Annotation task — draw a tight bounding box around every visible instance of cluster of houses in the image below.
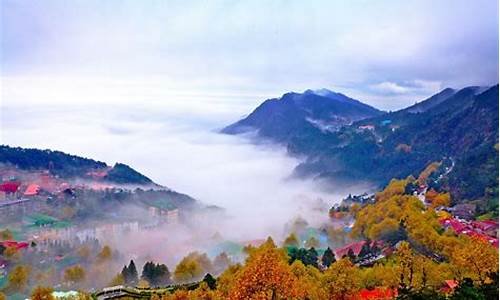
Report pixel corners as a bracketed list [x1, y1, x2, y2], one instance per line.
[439, 217, 498, 247]
[148, 206, 180, 225]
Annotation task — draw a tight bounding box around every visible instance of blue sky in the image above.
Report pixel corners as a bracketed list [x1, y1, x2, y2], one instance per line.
[1, 0, 498, 110]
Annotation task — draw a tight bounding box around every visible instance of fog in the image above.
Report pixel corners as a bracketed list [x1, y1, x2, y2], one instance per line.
[1, 83, 373, 265]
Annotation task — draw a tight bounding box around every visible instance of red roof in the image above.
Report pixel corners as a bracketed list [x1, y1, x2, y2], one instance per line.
[471, 220, 498, 232]
[335, 240, 383, 258]
[352, 288, 397, 299]
[440, 218, 499, 248]
[1, 240, 29, 250]
[24, 184, 40, 196]
[0, 181, 21, 193]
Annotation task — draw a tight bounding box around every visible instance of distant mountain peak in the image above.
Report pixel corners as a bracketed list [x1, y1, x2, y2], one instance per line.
[222, 88, 383, 140]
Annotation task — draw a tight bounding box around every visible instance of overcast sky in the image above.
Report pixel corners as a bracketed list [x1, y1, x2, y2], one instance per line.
[1, 0, 499, 110]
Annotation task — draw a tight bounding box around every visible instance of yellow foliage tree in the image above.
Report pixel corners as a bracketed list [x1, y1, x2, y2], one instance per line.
[425, 190, 451, 208]
[97, 245, 112, 262]
[64, 265, 86, 285]
[375, 178, 410, 202]
[283, 232, 300, 248]
[7, 264, 30, 292]
[174, 256, 204, 283]
[451, 236, 499, 285]
[31, 286, 55, 300]
[418, 162, 441, 185]
[322, 258, 361, 300]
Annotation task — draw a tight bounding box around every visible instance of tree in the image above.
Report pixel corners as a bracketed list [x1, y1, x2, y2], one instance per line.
[7, 265, 30, 292]
[305, 236, 320, 249]
[109, 273, 125, 286]
[321, 247, 336, 268]
[31, 286, 55, 300]
[142, 261, 171, 287]
[213, 252, 231, 275]
[0, 229, 13, 241]
[174, 256, 203, 283]
[451, 236, 499, 285]
[97, 245, 112, 262]
[283, 233, 300, 248]
[229, 239, 300, 299]
[122, 260, 139, 285]
[64, 265, 86, 286]
[322, 258, 361, 300]
[346, 248, 356, 262]
[358, 240, 371, 259]
[305, 247, 319, 268]
[203, 273, 217, 290]
[0, 292, 6, 300]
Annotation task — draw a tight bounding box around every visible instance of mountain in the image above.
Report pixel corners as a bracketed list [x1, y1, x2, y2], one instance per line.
[224, 85, 499, 204]
[222, 89, 383, 143]
[402, 87, 456, 113]
[0, 145, 154, 185]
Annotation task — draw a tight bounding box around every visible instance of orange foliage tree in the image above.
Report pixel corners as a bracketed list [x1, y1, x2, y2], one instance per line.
[228, 238, 300, 300]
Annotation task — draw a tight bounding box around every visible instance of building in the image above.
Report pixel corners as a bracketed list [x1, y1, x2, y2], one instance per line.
[24, 183, 40, 196]
[358, 125, 375, 131]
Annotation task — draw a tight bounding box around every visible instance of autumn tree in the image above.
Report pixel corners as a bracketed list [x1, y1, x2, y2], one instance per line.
[7, 265, 30, 292]
[451, 236, 499, 285]
[283, 232, 300, 248]
[375, 178, 410, 202]
[109, 273, 125, 286]
[31, 286, 55, 300]
[425, 190, 451, 208]
[214, 263, 242, 298]
[64, 265, 86, 286]
[229, 238, 300, 299]
[290, 260, 326, 300]
[97, 245, 112, 262]
[305, 236, 320, 249]
[418, 162, 441, 185]
[322, 258, 361, 300]
[0, 229, 13, 241]
[0, 292, 6, 300]
[213, 252, 231, 275]
[174, 255, 204, 283]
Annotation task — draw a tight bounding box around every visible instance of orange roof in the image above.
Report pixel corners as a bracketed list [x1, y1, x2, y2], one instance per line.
[24, 184, 40, 196]
[444, 280, 458, 289]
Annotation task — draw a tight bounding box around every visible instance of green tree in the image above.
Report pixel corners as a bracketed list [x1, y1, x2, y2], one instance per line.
[321, 247, 336, 268]
[203, 273, 217, 290]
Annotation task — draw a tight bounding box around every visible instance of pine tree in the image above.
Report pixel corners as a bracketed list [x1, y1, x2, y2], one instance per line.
[203, 273, 217, 290]
[128, 260, 139, 285]
[321, 247, 336, 268]
[305, 247, 319, 268]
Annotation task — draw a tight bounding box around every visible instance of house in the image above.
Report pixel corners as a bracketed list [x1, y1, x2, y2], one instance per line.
[1, 240, 29, 250]
[450, 203, 476, 220]
[441, 280, 458, 295]
[335, 240, 383, 258]
[358, 125, 375, 131]
[471, 220, 498, 237]
[24, 183, 40, 196]
[0, 181, 21, 194]
[380, 119, 392, 126]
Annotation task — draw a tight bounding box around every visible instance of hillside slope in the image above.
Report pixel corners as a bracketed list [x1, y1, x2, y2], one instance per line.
[0, 145, 154, 185]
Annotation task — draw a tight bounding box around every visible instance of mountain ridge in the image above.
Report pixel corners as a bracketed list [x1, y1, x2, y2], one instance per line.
[223, 85, 499, 205]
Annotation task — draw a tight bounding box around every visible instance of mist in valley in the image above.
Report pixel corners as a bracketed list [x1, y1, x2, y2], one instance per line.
[1, 81, 371, 277]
